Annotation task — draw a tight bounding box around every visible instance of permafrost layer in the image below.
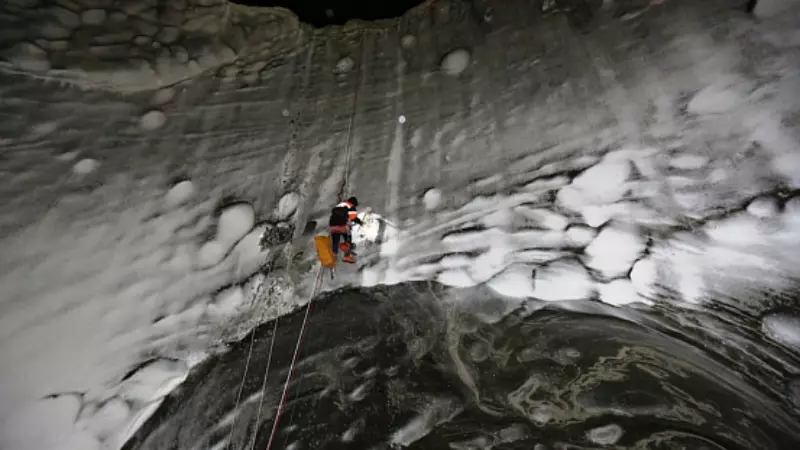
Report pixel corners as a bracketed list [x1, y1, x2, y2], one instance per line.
[1, 0, 800, 449]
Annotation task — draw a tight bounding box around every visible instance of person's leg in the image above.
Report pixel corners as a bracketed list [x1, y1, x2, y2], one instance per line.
[331, 232, 341, 255]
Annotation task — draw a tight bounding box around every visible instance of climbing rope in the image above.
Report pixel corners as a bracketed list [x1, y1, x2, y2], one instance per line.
[261, 35, 363, 449]
[247, 317, 280, 450]
[224, 327, 256, 450]
[226, 32, 363, 450]
[263, 267, 324, 450]
[224, 263, 277, 450]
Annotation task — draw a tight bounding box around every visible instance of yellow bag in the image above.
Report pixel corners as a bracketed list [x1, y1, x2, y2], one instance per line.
[314, 235, 337, 269]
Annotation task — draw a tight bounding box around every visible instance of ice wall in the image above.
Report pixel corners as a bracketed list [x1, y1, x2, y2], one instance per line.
[1, 0, 799, 449]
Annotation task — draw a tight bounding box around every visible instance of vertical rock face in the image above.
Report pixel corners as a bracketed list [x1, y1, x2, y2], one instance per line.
[1, 0, 800, 447]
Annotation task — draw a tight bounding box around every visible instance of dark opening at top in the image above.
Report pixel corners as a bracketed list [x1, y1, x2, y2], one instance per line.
[232, 0, 426, 27]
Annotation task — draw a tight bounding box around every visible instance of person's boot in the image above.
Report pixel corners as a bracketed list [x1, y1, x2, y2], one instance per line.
[343, 254, 356, 263]
[339, 242, 351, 252]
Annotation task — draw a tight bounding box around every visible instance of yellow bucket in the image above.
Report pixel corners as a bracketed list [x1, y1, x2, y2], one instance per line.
[314, 235, 337, 269]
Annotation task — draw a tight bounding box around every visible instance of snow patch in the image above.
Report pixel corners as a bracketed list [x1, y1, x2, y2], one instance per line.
[334, 56, 354, 74]
[421, 188, 443, 211]
[139, 110, 167, 131]
[486, 265, 536, 299]
[629, 257, 657, 297]
[118, 359, 188, 404]
[208, 286, 246, 318]
[532, 260, 594, 301]
[275, 191, 300, 220]
[165, 180, 195, 207]
[81, 9, 107, 25]
[587, 424, 624, 445]
[197, 240, 225, 269]
[597, 279, 648, 307]
[584, 222, 646, 278]
[762, 313, 800, 351]
[440, 48, 471, 76]
[150, 88, 175, 106]
[688, 81, 744, 115]
[401, 35, 416, 48]
[437, 269, 474, 288]
[73, 158, 99, 174]
[670, 153, 709, 170]
[746, 196, 779, 219]
[81, 398, 130, 442]
[565, 225, 597, 247]
[57, 151, 80, 161]
[0, 395, 100, 450]
[216, 203, 255, 245]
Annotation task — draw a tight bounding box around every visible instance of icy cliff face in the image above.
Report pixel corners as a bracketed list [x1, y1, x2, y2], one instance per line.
[1, 0, 799, 449]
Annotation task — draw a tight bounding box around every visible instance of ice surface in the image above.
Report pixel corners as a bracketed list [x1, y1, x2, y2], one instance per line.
[3, 2, 800, 449]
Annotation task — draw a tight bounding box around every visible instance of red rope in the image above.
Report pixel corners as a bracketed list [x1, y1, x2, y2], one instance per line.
[264, 266, 324, 450]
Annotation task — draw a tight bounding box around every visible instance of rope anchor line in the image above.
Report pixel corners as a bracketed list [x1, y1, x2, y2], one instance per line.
[228, 33, 363, 450]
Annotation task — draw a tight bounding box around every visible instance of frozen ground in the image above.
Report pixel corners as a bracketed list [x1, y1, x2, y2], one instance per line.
[1, 0, 800, 449]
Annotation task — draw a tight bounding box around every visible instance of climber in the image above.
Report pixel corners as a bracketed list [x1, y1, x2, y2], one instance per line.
[328, 196, 363, 264]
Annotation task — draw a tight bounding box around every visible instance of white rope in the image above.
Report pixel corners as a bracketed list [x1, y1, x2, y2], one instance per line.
[225, 259, 276, 449]
[247, 316, 280, 450]
[264, 267, 325, 450]
[224, 326, 257, 450]
[235, 30, 364, 450]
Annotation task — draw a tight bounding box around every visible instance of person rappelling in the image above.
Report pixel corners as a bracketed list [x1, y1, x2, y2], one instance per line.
[328, 196, 362, 264]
